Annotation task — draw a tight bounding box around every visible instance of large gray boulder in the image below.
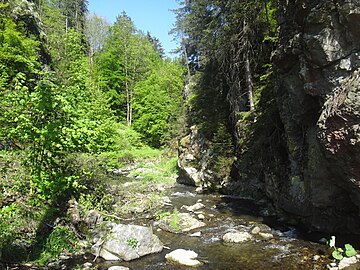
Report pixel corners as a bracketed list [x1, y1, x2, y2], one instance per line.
[92, 224, 163, 261]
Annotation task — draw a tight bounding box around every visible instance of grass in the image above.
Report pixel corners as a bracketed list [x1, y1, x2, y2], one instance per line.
[129, 156, 178, 183]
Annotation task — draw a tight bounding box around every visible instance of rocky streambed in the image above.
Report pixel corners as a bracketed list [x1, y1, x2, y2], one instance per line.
[60, 177, 360, 270]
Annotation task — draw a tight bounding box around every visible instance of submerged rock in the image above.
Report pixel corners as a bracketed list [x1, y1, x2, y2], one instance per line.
[165, 249, 202, 267]
[222, 231, 253, 243]
[92, 224, 163, 261]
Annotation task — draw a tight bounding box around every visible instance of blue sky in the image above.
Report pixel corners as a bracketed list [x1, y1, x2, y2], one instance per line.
[88, 0, 180, 57]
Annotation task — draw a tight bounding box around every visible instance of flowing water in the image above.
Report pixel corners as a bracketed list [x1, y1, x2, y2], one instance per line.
[94, 183, 340, 270]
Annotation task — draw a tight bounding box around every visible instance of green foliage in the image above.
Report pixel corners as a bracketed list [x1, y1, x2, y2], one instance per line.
[328, 236, 357, 261]
[127, 237, 139, 249]
[210, 123, 234, 188]
[0, 203, 21, 249]
[132, 60, 184, 147]
[155, 210, 171, 220]
[345, 244, 357, 257]
[332, 248, 344, 261]
[169, 207, 181, 232]
[37, 225, 77, 266]
[128, 156, 178, 183]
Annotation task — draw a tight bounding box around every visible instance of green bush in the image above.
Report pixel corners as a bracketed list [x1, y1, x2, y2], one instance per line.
[37, 225, 77, 266]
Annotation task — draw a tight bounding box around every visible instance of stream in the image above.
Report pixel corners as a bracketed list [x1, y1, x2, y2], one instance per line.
[92, 182, 343, 270]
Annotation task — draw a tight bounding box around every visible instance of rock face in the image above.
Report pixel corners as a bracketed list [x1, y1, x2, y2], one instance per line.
[177, 125, 214, 188]
[232, 0, 360, 233]
[262, 0, 360, 233]
[178, 0, 360, 234]
[92, 224, 163, 261]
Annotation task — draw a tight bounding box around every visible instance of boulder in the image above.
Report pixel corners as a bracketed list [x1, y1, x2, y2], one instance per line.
[92, 224, 163, 261]
[156, 212, 206, 233]
[223, 231, 253, 243]
[183, 202, 205, 212]
[177, 125, 215, 188]
[165, 249, 202, 267]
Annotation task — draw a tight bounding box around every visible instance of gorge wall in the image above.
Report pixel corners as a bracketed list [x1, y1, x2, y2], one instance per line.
[178, 0, 360, 234]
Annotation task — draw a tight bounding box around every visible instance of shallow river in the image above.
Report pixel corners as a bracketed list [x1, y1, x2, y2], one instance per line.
[93, 183, 348, 270]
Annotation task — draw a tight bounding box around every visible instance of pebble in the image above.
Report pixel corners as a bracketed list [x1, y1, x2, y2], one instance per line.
[251, 226, 261, 235]
[319, 238, 327, 244]
[59, 255, 70, 260]
[195, 187, 203, 193]
[259, 232, 274, 240]
[189, 231, 201, 237]
[313, 255, 320, 261]
[82, 262, 93, 268]
[198, 214, 205, 220]
[187, 202, 205, 212]
[108, 266, 130, 270]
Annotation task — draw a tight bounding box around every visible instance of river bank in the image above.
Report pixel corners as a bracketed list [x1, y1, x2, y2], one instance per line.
[1, 151, 359, 270]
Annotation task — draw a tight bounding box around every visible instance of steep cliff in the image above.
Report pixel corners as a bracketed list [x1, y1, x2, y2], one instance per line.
[178, 0, 360, 234]
[236, 0, 360, 233]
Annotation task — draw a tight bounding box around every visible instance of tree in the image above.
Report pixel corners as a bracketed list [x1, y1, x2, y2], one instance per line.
[147, 31, 165, 58]
[132, 60, 184, 147]
[0, 3, 40, 144]
[98, 12, 160, 125]
[172, 0, 278, 121]
[85, 13, 110, 80]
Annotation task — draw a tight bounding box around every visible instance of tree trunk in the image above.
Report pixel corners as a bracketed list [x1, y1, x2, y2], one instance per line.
[245, 50, 254, 111]
[125, 42, 132, 127]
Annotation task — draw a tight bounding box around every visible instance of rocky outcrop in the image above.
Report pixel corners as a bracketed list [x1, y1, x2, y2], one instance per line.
[178, 0, 360, 234]
[270, 0, 359, 233]
[177, 125, 214, 188]
[234, 0, 360, 233]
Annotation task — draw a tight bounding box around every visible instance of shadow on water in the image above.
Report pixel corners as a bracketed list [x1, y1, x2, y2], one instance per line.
[217, 191, 360, 250]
